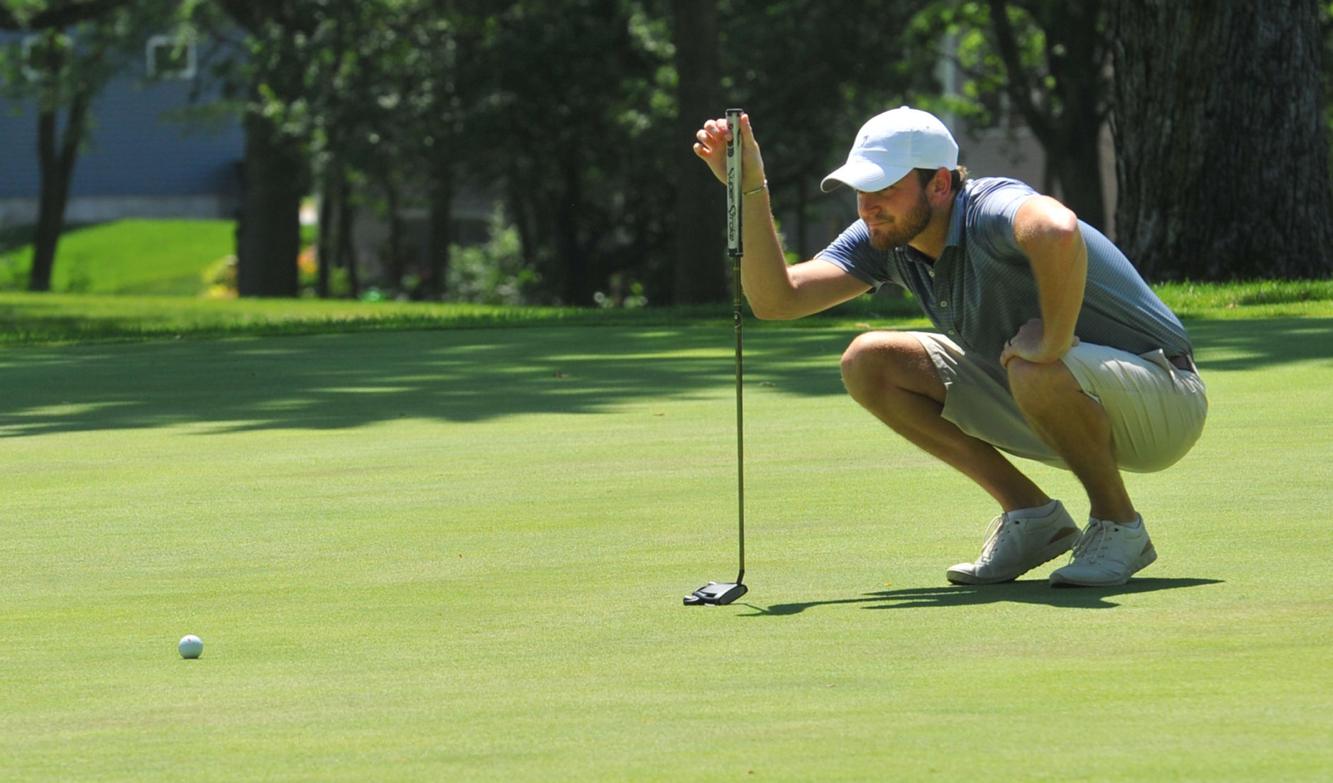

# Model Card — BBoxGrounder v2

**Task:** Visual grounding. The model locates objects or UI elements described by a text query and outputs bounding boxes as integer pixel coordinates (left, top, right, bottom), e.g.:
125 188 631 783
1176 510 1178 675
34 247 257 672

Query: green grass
0 277 1331 347
2 216 1332 321
0 219 234 295
0 287 932 347
1154 278 1333 316
2 315 1330 781
0 291 609 345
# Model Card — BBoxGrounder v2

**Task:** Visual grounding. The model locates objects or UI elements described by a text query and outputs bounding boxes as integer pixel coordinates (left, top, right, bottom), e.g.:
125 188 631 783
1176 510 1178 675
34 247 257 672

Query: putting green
2 320 1329 781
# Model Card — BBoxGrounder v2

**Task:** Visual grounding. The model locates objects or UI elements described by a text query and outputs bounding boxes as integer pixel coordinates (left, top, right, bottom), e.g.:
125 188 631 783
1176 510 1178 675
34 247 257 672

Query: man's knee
840 331 940 401
841 332 902 390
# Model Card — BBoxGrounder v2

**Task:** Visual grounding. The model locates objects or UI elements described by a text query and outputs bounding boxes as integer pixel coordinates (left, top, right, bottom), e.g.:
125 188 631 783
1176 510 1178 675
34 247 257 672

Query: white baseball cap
821 106 959 193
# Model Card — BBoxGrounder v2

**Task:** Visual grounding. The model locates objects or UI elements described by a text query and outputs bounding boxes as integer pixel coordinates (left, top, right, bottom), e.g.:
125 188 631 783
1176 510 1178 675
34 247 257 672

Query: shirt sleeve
967 179 1038 264
814 220 899 291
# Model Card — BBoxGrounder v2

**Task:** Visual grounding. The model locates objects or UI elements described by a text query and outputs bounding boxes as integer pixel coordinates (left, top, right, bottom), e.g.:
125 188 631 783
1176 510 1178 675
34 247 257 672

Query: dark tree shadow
1183 317 1333 372
0 326 853 437
0 316 1326 437
0 222 109 254
738 577 1224 615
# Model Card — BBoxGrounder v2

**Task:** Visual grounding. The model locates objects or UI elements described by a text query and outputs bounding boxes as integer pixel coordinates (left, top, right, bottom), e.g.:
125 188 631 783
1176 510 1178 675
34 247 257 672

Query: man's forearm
738 187 796 319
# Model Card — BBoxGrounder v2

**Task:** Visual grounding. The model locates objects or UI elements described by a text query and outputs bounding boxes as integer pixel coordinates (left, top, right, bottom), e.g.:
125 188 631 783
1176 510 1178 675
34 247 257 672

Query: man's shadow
739 578 1223 615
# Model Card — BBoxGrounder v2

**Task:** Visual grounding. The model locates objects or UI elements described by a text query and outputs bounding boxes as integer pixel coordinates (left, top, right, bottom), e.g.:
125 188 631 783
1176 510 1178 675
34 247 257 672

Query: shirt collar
944 186 968 249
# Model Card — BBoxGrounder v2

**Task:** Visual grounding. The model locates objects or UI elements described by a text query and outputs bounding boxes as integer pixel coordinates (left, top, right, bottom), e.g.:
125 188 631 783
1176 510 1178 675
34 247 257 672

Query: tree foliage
906 0 1111 230
187 0 943 304
721 0 938 257
0 0 129 31
6 0 1330 298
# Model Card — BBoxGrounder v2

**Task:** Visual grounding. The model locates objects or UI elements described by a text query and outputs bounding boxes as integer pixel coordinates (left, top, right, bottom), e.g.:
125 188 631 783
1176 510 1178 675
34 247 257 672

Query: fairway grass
1 278 1332 348
2 320 1331 781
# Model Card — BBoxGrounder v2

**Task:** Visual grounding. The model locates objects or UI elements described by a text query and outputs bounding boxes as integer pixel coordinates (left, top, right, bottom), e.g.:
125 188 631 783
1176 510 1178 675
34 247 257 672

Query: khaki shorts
910 332 1208 473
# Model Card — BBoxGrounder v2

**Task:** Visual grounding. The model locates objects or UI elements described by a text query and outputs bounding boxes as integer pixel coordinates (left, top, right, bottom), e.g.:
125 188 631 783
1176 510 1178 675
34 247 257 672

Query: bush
445 208 540 305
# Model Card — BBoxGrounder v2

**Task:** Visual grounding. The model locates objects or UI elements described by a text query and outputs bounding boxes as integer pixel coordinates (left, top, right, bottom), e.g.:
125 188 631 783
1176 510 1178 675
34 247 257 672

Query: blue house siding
0 79 243 199
0 32 244 213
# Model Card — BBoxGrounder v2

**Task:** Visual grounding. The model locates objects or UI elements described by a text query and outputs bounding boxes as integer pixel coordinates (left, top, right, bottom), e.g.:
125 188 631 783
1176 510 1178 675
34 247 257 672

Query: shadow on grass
0 325 856 436
0 222 105 255
1184 317 1333 372
0 316 1327 436
739 577 1224 615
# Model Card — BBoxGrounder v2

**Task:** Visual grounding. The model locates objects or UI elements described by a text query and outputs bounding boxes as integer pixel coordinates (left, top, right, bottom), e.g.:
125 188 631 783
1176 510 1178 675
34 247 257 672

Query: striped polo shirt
816 177 1193 368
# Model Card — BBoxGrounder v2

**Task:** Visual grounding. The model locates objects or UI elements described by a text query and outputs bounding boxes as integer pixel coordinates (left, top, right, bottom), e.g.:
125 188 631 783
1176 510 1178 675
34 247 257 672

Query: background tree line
3 0 1331 303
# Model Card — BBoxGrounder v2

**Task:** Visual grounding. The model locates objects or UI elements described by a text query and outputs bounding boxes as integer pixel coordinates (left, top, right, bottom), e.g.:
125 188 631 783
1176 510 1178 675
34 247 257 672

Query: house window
146 35 196 80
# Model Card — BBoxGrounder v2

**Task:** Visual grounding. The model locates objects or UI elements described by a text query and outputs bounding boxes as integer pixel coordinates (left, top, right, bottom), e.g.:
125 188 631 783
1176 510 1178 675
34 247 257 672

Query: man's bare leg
839 332 1047 512
1005 358 1135 524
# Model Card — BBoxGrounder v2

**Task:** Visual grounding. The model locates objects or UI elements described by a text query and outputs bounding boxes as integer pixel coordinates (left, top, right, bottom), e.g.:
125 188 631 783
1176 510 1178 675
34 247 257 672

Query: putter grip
726 109 743 257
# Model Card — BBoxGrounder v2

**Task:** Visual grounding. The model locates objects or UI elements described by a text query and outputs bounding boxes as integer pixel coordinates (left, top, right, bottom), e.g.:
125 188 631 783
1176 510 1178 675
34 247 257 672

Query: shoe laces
1070 519 1107 563
975 514 1009 566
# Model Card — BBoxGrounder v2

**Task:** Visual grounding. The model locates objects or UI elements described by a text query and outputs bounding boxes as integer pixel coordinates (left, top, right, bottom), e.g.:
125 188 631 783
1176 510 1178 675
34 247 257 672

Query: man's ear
932 168 951 199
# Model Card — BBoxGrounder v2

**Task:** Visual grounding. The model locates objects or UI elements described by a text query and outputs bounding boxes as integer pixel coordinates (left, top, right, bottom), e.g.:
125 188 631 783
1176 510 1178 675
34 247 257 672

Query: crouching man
692 107 1207 586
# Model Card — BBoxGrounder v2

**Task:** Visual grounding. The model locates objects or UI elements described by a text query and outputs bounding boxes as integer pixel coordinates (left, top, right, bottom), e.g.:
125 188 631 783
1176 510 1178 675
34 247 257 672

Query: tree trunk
989 0 1108 230
555 157 587 305
28 65 92 292
29 109 66 292
1110 0 1333 280
382 175 405 294
1049 124 1105 233
337 188 359 298
1044 0 1107 231
236 109 304 297
427 157 454 300
316 164 337 298
506 177 536 281
794 175 809 259
670 0 726 304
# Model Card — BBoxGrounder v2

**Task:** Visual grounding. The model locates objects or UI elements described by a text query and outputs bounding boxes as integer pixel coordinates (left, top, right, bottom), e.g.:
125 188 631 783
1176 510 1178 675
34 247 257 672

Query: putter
685 108 748 607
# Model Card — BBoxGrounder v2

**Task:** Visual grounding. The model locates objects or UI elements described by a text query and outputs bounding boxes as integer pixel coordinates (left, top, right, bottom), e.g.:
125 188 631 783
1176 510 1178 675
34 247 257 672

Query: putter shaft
687 109 748 607
726 108 746 587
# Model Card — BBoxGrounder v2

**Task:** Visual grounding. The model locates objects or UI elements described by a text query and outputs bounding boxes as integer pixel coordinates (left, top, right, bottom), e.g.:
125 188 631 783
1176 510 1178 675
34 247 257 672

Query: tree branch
216 0 263 34
0 0 129 31
985 0 1054 144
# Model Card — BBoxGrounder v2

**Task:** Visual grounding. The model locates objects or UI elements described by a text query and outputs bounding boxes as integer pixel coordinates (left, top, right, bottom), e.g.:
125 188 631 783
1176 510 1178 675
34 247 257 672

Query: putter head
683 581 747 606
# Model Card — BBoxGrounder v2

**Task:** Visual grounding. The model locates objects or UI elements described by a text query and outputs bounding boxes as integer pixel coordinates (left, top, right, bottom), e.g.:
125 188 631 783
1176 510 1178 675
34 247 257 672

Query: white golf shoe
946 501 1079 584
1049 517 1157 587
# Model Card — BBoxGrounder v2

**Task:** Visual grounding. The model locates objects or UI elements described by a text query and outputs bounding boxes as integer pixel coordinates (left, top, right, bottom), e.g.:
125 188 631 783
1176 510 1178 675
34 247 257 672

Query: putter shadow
739 577 1224 616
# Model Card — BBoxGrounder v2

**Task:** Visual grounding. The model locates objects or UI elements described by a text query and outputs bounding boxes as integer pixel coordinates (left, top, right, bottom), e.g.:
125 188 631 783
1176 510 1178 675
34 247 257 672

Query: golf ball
178 634 204 659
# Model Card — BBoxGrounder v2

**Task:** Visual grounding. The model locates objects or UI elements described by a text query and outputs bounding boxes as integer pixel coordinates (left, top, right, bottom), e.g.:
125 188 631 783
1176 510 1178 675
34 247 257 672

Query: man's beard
867 191 932 250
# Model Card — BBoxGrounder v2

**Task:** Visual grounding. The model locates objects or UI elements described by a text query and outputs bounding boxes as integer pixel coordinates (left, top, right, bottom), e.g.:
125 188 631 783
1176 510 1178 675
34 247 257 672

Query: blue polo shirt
816 177 1193 366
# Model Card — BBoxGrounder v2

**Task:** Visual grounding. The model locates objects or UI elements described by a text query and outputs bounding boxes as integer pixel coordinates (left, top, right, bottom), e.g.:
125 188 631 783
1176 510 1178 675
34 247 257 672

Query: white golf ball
178 634 204 659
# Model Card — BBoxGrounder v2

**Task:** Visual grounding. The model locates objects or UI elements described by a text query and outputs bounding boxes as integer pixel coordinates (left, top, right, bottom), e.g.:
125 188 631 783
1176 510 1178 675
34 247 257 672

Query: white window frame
146 34 197 80
20 34 50 81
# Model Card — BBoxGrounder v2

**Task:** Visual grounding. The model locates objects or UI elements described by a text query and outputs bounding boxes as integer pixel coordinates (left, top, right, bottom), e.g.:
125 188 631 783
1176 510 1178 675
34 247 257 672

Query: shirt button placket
937 299 957 336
